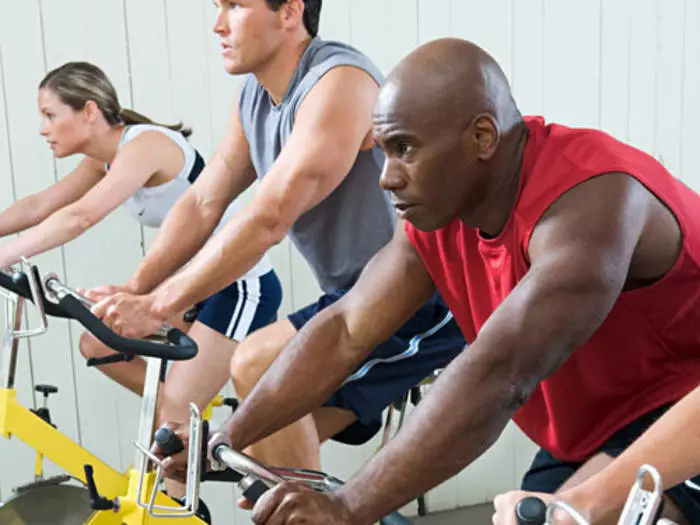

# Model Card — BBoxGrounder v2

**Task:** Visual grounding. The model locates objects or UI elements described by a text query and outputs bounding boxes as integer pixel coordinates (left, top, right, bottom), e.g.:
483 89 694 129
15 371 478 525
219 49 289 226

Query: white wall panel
511 0 545 115
654 0 686 175
599 0 631 141
450 0 513 78
681 0 700 192
0 0 80 491
627 0 659 154
543 0 601 128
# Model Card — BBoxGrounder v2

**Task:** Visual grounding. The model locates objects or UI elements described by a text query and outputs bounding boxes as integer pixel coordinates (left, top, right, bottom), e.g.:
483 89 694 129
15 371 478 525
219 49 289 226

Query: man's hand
91 291 166 339
81 283 134 303
251 483 355 525
150 422 191 483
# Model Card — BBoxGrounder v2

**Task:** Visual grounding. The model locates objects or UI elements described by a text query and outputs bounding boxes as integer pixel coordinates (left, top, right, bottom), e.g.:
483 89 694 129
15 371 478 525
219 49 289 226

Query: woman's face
38 88 91 158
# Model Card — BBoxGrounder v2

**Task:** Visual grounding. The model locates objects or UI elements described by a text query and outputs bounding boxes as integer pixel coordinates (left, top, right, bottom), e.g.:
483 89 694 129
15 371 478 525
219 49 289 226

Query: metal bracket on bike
617 464 664 525
133 403 204 518
10 258 48 339
543 500 588 525
42 272 87 306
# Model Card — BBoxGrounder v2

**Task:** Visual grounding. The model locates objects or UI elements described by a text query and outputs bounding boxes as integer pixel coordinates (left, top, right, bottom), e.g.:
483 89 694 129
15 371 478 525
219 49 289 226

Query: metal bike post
1 294 23 390
133 358 164 468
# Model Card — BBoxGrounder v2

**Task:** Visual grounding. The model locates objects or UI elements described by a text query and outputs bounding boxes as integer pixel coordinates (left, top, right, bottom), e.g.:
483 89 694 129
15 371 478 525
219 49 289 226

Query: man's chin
406 215 449 233
222 60 248 76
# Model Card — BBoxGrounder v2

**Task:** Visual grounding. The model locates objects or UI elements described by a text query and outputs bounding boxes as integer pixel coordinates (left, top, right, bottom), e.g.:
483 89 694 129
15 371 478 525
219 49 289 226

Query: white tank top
115 124 272 279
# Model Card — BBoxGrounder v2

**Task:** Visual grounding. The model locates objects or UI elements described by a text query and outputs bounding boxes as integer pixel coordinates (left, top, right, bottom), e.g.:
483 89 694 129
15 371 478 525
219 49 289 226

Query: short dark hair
266 0 322 38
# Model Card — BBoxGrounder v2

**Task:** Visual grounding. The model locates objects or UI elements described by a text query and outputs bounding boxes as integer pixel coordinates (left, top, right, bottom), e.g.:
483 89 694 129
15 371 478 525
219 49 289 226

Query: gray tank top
239 38 396 293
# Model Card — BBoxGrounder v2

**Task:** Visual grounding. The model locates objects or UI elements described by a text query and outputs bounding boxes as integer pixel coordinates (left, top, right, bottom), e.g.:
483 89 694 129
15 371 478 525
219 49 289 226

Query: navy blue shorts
522 403 700 522
288 289 466 445
194 270 282 340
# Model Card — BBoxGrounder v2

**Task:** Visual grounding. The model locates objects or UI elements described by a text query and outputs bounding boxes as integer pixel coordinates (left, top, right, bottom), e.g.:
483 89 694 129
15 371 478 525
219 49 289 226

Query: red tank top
406 116 700 461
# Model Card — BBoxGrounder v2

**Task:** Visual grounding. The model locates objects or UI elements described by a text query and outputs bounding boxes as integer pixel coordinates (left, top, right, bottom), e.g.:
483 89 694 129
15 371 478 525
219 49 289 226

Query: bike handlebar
0 267 198 361
515 497 547 525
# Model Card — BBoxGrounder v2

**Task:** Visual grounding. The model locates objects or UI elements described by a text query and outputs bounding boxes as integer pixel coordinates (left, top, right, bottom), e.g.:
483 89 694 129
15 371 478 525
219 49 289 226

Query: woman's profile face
38 88 91 158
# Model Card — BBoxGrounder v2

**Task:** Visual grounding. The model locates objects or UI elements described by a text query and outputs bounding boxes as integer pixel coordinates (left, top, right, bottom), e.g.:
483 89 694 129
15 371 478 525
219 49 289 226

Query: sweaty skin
171 39 683 525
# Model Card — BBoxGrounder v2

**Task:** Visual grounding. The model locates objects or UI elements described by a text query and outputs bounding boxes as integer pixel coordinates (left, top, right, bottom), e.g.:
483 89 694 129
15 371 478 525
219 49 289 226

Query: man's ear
279 0 305 31
471 113 500 161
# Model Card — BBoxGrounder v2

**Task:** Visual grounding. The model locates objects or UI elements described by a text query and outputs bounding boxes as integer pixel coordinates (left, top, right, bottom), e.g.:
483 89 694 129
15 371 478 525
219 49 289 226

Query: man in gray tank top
97 0 465 476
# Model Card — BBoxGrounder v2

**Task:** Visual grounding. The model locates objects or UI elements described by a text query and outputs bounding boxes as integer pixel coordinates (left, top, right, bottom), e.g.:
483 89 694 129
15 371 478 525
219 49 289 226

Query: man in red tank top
193 39 700 524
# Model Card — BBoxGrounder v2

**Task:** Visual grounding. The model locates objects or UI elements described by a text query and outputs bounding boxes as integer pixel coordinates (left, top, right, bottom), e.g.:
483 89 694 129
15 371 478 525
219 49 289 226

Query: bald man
179 38 700 524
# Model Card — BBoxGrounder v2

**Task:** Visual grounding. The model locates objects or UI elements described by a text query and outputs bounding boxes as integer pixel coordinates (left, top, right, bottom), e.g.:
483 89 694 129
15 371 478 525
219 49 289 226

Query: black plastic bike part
154 422 242 483
32 384 59 427
201 469 245 483
410 385 422 406
0 268 198 359
35 384 58 397
154 426 185 457
417 493 427 516
222 397 239 412
31 407 55 427
515 496 547 525
241 478 269 504
0 269 70 319
183 306 200 323
0 270 30 299
86 353 135 368
83 464 116 511
57 294 197 360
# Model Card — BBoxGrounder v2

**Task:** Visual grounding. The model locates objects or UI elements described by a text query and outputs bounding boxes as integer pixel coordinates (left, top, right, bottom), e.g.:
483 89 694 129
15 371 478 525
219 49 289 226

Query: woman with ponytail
0 62 282 511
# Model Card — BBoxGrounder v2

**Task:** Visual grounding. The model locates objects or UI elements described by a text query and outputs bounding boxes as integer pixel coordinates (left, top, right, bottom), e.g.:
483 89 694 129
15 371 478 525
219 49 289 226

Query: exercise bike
514 464 679 525
0 260 415 524
0 260 207 524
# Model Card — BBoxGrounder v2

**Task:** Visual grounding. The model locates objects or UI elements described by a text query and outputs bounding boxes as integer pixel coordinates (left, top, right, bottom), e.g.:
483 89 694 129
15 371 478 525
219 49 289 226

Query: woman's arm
0 156 104 238
0 131 180 268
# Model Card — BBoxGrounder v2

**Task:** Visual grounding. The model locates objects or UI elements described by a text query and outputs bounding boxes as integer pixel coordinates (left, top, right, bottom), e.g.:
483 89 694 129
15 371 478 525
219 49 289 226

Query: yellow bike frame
0 289 214 524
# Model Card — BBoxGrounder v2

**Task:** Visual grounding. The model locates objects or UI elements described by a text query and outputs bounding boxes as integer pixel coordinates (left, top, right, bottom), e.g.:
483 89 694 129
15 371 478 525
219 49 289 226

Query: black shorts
521 404 700 522
288 289 466 445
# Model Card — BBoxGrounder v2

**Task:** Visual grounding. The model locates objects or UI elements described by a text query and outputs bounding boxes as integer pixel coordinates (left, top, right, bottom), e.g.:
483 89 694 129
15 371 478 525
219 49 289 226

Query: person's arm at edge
559 384 700 522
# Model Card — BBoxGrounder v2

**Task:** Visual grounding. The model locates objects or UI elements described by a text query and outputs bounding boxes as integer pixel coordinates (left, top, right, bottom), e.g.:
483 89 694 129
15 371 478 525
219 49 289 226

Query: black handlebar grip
0 270 71 319
0 270 30 299
243 479 270 504
515 497 547 525
57 294 198 360
154 426 185 457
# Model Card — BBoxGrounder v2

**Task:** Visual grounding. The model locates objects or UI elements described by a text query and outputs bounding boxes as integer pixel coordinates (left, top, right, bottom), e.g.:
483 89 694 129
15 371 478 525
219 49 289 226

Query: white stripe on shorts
225 281 245 338
232 277 262 341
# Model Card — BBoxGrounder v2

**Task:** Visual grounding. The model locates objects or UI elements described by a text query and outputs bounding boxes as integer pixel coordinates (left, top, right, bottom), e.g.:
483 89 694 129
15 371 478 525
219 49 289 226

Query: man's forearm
128 194 220 294
149 210 281 316
337 348 517 525
224 309 374 449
